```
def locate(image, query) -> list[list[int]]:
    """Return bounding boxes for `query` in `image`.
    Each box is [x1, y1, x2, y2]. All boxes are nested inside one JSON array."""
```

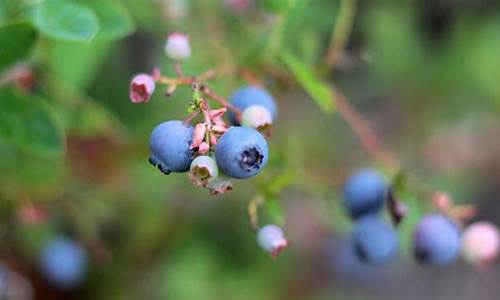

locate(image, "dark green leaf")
[[33, 1, 99, 42], [0, 22, 36, 72], [0, 88, 65, 156], [281, 53, 335, 113], [87, 0, 135, 40]]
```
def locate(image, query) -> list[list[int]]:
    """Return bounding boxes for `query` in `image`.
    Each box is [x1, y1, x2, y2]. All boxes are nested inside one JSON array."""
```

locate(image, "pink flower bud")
[[165, 33, 191, 61], [198, 142, 210, 155], [432, 192, 452, 212], [257, 224, 289, 258], [462, 221, 500, 267], [190, 123, 207, 149], [209, 108, 227, 119], [130, 74, 155, 103], [241, 105, 272, 130]]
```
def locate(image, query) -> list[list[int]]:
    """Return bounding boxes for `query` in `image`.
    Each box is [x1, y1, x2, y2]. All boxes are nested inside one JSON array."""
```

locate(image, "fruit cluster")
[[342, 168, 500, 267], [129, 33, 277, 195]]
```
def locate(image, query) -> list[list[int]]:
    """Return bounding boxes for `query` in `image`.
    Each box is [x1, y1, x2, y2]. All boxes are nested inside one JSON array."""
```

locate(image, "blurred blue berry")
[[215, 126, 268, 179], [257, 224, 288, 257], [343, 169, 388, 219], [149, 120, 194, 174], [229, 86, 277, 124], [40, 237, 87, 289], [413, 214, 460, 265], [352, 215, 398, 264]]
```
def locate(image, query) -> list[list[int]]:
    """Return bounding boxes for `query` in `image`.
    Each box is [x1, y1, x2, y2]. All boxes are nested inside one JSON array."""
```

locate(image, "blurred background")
[[1, 0, 500, 299]]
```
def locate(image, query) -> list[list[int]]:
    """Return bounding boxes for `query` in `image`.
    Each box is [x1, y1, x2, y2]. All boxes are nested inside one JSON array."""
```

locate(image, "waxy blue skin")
[[40, 237, 88, 289], [413, 214, 460, 265], [215, 126, 268, 179], [149, 120, 194, 174], [352, 215, 398, 264], [229, 86, 277, 124], [343, 169, 388, 219]]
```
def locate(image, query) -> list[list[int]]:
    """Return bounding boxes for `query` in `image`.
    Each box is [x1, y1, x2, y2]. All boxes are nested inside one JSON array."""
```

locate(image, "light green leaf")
[[281, 53, 335, 113], [0, 22, 36, 72], [0, 88, 65, 156], [87, 0, 135, 40], [33, 1, 99, 42]]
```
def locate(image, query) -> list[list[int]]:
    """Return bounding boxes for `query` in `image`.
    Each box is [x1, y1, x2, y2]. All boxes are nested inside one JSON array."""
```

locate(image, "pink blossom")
[[130, 74, 155, 103], [190, 123, 207, 149]]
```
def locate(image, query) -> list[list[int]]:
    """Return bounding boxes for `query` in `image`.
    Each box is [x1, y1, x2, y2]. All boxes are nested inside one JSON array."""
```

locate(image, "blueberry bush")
[[1, 0, 500, 299]]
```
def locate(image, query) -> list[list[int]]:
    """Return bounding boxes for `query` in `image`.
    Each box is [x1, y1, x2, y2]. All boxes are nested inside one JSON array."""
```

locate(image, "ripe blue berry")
[[343, 169, 387, 219], [215, 126, 268, 179], [352, 215, 398, 264], [229, 86, 277, 124], [413, 214, 460, 265], [149, 120, 194, 174], [40, 237, 88, 289]]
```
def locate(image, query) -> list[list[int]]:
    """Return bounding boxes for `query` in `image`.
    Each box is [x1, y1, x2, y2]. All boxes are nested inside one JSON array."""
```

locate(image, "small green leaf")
[[0, 22, 36, 72], [265, 197, 285, 227], [0, 88, 65, 156], [87, 0, 135, 40], [33, 1, 99, 42], [281, 53, 335, 113]]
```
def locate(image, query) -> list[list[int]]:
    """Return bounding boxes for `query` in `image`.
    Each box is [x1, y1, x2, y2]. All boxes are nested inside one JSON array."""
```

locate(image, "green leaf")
[[33, 1, 99, 42], [87, 0, 135, 40], [0, 88, 65, 156], [281, 53, 335, 113], [0, 22, 36, 72], [265, 197, 285, 227]]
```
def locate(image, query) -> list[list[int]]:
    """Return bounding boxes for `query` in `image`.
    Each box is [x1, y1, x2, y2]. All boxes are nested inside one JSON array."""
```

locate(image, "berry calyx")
[[189, 155, 219, 187]]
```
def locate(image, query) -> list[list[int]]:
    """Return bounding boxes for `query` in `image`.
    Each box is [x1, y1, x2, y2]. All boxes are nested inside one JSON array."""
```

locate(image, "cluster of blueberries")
[[148, 85, 277, 193], [343, 169, 461, 266]]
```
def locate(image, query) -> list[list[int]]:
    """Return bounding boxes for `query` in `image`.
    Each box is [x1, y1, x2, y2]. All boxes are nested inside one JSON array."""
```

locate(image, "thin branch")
[[331, 86, 399, 171], [199, 84, 241, 116]]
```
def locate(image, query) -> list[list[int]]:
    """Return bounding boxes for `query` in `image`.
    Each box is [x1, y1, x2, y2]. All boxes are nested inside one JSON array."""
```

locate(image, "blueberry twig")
[[325, 0, 357, 69]]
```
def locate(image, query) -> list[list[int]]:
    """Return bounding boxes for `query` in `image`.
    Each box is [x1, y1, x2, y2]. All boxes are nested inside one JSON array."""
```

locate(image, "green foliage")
[[33, 1, 99, 42], [0, 22, 36, 72], [281, 53, 335, 113], [0, 88, 65, 157], [86, 0, 135, 40]]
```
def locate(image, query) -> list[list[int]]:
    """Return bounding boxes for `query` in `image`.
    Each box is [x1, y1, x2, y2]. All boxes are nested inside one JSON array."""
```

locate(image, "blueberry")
[[343, 169, 387, 219], [40, 237, 87, 289], [149, 120, 194, 174], [229, 86, 277, 124], [352, 215, 398, 264], [189, 155, 219, 187], [215, 126, 268, 179], [413, 214, 460, 265]]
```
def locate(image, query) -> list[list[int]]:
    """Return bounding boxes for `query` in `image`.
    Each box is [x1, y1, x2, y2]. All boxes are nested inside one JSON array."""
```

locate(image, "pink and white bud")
[[165, 33, 191, 61], [241, 105, 273, 130], [257, 224, 289, 258], [190, 123, 207, 149], [462, 221, 500, 267], [432, 192, 452, 212], [198, 142, 210, 155], [130, 74, 155, 103], [189, 156, 218, 187]]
